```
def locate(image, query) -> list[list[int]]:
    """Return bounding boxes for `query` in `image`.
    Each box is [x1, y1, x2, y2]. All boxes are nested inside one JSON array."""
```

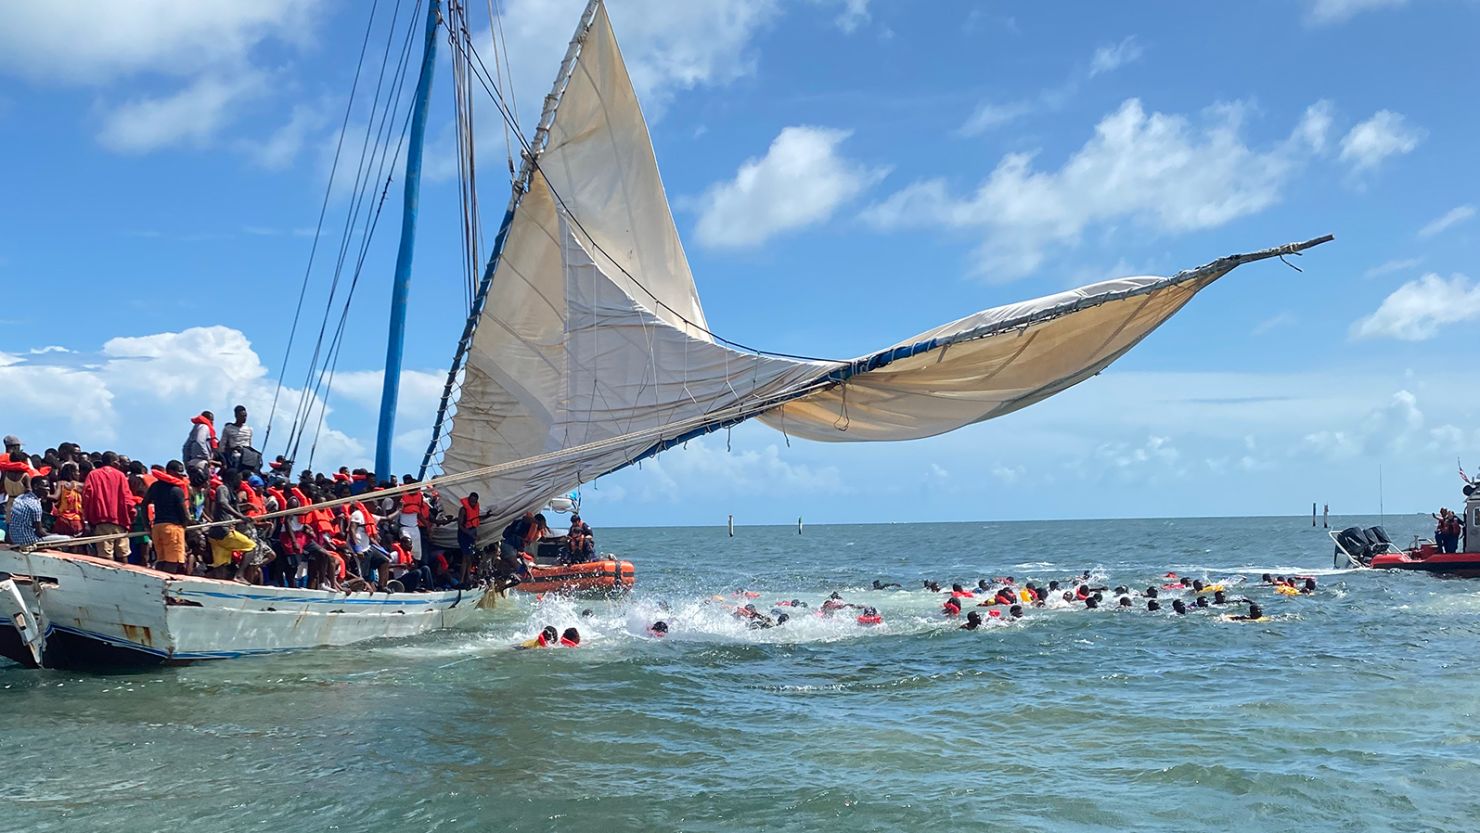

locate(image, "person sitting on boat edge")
[[5, 476, 48, 548]]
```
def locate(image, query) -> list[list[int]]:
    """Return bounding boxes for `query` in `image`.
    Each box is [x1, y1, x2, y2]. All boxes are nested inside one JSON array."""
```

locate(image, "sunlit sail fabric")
[[435, 0, 1321, 537]]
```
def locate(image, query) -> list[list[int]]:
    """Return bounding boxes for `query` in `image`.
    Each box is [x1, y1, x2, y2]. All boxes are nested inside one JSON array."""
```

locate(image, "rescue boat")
[[515, 558, 635, 595]]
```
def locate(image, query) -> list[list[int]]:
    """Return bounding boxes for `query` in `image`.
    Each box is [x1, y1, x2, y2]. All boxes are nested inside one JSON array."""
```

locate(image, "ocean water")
[[4, 515, 1478, 833]]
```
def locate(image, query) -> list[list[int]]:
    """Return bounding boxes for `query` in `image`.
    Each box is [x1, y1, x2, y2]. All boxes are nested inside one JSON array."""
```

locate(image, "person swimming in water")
[[922, 580, 942, 592], [1172, 599, 1188, 615], [1301, 577, 1317, 594], [950, 583, 975, 598], [560, 627, 581, 646], [1228, 603, 1265, 622], [1144, 586, 1159, 598], [1008, 604, 1024, 619], [516, 625, 559, 649], [648, 620, 669, 638], [581, 608, 595, 618], [960, 611, 983, 630], [1084, 596, 1100, 609], [1147, 599, 1161, 612], [1194, 595, 1209, 608], [775, 613, 790, 626], [942, 597, 962, 617], [1118, 596, 1132, 608], [872, 580, 902, 590]]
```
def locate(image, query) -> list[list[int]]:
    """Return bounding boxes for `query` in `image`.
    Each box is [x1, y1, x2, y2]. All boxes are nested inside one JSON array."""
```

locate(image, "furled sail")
[[431, 0, 1328, 538]]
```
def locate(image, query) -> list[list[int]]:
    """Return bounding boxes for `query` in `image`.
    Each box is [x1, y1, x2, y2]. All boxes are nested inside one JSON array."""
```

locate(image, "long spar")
[[374, 0, 443, 482]]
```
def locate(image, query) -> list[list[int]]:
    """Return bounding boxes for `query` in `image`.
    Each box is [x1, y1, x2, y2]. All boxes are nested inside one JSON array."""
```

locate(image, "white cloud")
[[0, 1, 310, 84], [693, 126, 888, 248], [639, 439, 846, 501], [0, 2, 310, 154], [0, 326, 406, 470], [1351, 273, 1480, 341], [821, 0, 871, 33], [990, 464, 1025, 484], [957, 101, 1034, 136], [1088, 36, 1143, 77], [492, 0, 779, 127], [1338, 110, 1424, 173], [1306, 0, 1409, 25], [866, 98, 1302, 281], [1251, 311, 1297, 336], [1293, 100, 1336, 153], [1364, 256, 1421, 279], [1300, 389, 1423, 461], [98, 73, 268, 153], [243, 103, 328, 170], [1418, 204, 1476, 238]]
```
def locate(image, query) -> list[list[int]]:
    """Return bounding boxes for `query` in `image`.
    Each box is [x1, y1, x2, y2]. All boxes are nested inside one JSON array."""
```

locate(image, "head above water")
[[1009, 605, 1023, 618], [1247, 604, 1263, 619], [1119, 596, 1132, 607], [650, 620, 669, 635], [541, 625, 558, 643], [561, 628, 581, 645], [1214, 590, 1227, 603], [952, 583, 964, 592], [1084, 596, 1099, 609], [1145, 586, 1158, 598], [965, 611, 982, 625], [1195, 596, 1208, 608], [1172, 599, 1187, 614], [1147, 600, 1161, 612]]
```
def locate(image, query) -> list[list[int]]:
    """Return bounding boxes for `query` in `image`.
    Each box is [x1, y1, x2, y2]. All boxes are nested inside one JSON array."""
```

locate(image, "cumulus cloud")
[[98, 73, 269, 153], [491, 0, 779, 127], [1088, 36, 1143, 77], [0, 326, 427, 470], [1418, 204, 1476, 238], [639, 438, 847, 501], [1363, 257, 1421, 279], [1350, 273, 1480, 341], [1300, 390, 1423, 461], [693, 126, 888, 248], [1306, 0, 1409, 25], [1338, 110, 1424, 173], [867, 98, 1304, 281], [0, 1, 310, 154]]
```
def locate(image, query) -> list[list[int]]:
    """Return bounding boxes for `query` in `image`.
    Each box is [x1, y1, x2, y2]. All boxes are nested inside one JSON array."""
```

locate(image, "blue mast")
[[376, 0, 441, 483]]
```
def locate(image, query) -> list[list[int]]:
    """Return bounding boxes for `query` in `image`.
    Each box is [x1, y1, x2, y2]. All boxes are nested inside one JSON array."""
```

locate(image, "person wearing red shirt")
[[82, 451, 133, 562]]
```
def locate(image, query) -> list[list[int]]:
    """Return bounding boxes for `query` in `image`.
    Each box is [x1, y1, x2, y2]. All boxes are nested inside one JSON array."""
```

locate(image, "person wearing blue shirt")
[[7, 479, 47, 547]]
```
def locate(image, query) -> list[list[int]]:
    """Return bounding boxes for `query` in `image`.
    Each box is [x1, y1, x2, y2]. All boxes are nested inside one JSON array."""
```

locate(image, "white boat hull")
[[0, 546, 488, 668]]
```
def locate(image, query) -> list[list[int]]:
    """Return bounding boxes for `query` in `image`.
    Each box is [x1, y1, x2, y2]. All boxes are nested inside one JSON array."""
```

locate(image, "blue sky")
[[1, 0, 1477, 526]]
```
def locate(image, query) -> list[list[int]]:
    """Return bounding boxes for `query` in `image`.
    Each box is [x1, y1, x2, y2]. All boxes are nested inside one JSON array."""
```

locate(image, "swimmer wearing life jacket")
[[872, 580, 901, 590], [950, 583, 975, 599], [560, 627, 581, 647], [1226, 603, 1266, 623], [820, 593, 854, 617], [856, 606, 883, 626], [734, 603, 775, 629], [1171, 599, 1188, 615], [942, 597, 962, 617], [960, 611, 983, 630], [516, 625, 559, 649], [774, 599, 808, 608], [648, 621, 670, 638]]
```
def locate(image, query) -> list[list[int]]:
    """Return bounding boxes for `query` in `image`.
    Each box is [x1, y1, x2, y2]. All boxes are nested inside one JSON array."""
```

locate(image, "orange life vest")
[[239, 483, 266, 517], [460, 498, 481, 530], [401, 489, 427, 525]]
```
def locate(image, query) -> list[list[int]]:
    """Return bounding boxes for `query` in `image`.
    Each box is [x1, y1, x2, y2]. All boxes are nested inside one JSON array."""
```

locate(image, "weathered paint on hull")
[[0, 547, 488, 669]]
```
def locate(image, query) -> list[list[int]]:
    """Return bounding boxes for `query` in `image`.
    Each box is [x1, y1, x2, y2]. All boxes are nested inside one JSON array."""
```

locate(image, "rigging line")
[[484, 0, 516, 177], [283, 0, 421, 457], [296, 72, 422, 465], [450, 29, 843, 365], [284, 0, 424, 457], [264, 0, 384, 452]]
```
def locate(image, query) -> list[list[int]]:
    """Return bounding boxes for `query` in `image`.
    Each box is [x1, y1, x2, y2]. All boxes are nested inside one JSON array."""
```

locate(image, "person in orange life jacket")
[[516, 625, 560, 649], [182, 411, 216, 478], [496, 511, 549, 584], [559, 627, 581, 647], [398, 475, 429, 563], [950, 583, 974, 598], [942, 597, 962, 616], [389, 532, 434, 592], [456, 492, 496, 559]]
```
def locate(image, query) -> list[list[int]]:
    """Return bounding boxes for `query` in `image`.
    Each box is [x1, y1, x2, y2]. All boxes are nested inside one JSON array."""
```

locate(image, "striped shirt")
[[7, 492, 42, 546]]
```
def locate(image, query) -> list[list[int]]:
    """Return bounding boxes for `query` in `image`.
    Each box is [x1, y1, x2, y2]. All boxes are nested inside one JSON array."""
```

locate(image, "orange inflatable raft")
[[514, 559, 636, 595]]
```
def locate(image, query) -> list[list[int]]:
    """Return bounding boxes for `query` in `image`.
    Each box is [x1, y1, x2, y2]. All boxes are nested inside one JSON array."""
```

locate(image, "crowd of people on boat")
[[0, 408, 599, 593]]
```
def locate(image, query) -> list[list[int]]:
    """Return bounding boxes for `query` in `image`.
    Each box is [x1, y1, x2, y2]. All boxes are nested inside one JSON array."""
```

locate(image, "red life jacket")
[[857, 614, 883, 626], [558, 635, 580, 647], [0, 460, 49, 477], [191, 414, 218, 449], [460, 498, 481, 530], [401, 489, 427, 525], [350, 501, 375, 531], [150, 467, 189, 490], [239, 483, 267, 517]]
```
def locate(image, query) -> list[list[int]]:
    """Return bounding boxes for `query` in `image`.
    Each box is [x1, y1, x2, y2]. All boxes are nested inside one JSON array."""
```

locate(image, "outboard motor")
[[1335, 526, 1371, 567]]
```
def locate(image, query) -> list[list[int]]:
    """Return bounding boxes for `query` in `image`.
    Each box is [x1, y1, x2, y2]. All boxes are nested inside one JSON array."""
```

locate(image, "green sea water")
[[4, 515, 1478, 832]]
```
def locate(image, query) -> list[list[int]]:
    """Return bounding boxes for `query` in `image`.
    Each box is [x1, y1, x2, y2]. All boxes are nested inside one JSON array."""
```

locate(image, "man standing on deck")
[[399, 475, 428, 563], [220, 405, 254, 472], [456, 492, 495, 584], [183, 411, 217, 478], [82, 451, 133, 562], [147, 461, 192, 575]]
